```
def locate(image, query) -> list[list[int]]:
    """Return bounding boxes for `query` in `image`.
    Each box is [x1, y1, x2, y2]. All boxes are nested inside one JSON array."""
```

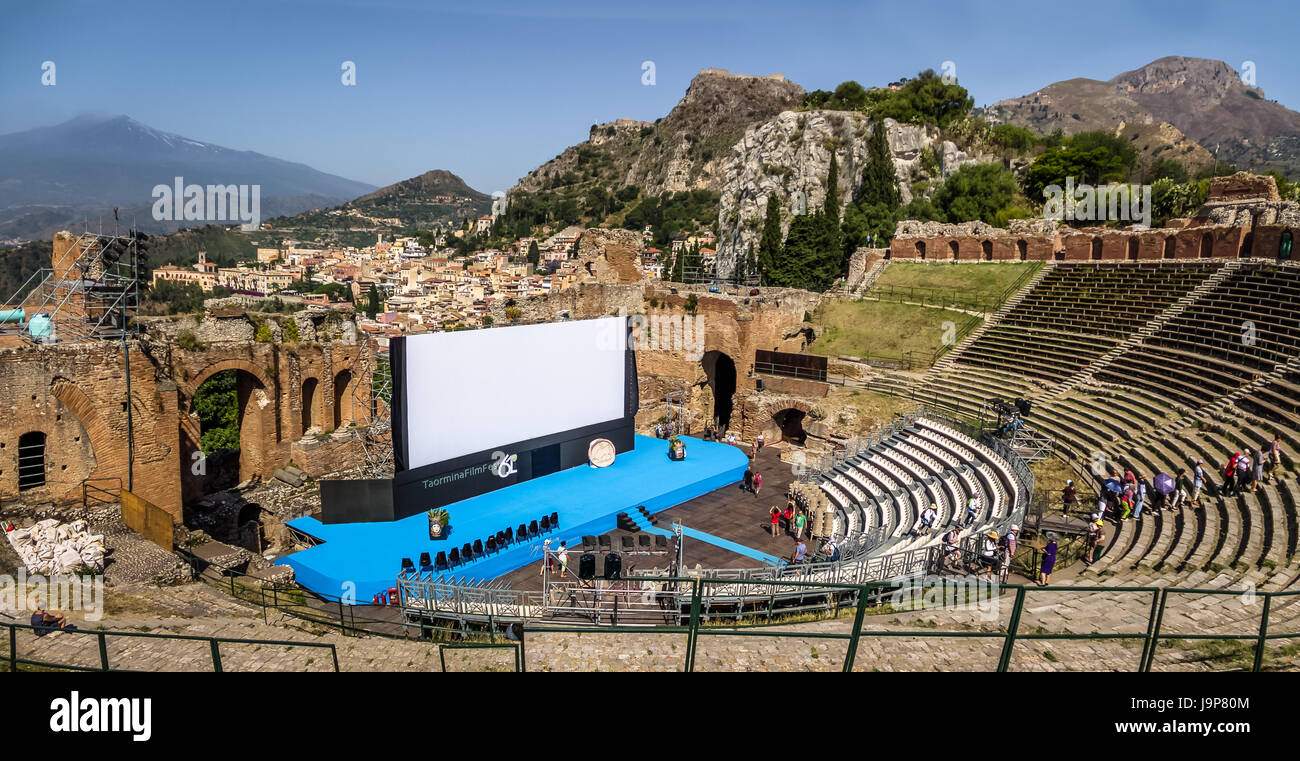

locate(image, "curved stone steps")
[[1257, 485, 1290, 567]]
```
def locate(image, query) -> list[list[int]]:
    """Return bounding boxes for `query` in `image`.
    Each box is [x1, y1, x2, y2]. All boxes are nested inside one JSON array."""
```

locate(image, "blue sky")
[[2, 0, 1295, 192]]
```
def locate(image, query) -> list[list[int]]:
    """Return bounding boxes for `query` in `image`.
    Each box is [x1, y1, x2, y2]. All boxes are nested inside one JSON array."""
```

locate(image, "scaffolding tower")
[[0, 231, 148, 344], [351, 345, 394, 478]]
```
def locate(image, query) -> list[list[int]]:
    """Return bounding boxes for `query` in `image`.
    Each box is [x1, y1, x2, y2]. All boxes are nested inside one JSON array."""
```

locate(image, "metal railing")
[[81, 476, 122, 507], [2, 621, 339, 672], [521, 576, 1300, 672]]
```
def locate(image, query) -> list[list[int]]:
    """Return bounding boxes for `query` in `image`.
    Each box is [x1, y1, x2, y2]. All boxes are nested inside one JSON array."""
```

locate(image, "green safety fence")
[[2, 621, 340, 672], [518, 576, 1300, 672]]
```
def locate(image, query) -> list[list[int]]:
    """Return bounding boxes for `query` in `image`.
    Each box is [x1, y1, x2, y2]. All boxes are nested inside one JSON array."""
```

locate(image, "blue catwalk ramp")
[[278, 435, 748, 599], [622, 511, 784, 567]]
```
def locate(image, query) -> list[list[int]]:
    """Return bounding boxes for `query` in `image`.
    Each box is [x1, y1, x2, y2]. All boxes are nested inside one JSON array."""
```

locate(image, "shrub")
[[176, 330, 204, 351], [254, 324, 274, 343], [282, 318, 300, 342]]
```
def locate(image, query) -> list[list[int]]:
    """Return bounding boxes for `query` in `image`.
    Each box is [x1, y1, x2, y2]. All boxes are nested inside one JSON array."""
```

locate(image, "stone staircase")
[[1042, 260, 1245, 400], [927, 261, 1057, 375], [850, 258, 889, 298]]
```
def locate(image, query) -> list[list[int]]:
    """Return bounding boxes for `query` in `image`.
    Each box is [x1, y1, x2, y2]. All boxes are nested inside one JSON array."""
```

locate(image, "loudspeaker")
[[603, 552, 622, 580], [578, 553, 596, 580], [1015, 398, 1032, 417]]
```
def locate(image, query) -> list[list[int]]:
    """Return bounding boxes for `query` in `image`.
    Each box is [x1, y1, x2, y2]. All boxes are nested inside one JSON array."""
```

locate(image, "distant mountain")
[[0, 114, 376, 242], [261, 169, 492, 246], [984, 56, 1300, 177], [350, 169, 489, 208]]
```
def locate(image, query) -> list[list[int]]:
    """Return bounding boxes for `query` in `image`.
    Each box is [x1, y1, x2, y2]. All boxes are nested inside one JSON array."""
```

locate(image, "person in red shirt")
[[769, 506, 780, 537], [782, 504, 794, 535]]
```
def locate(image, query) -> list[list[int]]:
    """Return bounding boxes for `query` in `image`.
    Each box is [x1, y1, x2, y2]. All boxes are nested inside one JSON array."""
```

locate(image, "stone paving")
[[5, 572, 1297, 672]]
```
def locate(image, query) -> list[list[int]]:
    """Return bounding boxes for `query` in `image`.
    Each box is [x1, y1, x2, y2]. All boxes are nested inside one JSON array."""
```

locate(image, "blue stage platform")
[[278, 435, 748, 599]]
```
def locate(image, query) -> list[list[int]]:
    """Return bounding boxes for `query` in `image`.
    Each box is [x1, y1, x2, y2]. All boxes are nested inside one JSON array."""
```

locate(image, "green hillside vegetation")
[[0, 239, 53, 300]]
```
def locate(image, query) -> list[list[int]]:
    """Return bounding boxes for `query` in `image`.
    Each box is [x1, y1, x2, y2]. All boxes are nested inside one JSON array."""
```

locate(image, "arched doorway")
[[701, 351, 736, 431], [1163, 236, 1176, 259], [772, 408, 807, 446], [947, 240, 959, 261], [1127, 237, 1139, 260], [1017, 240, 1028, 261], [237, 502, 266, 552], [333, 369, 353, 429], [1240, 232, 1253, 258], [915, 241, 926, 260], [1200, 233, 1214, 258], [1090, 237, 1103, 260], [301, 377, 318, 435], [183, 367, 272, 500], [981, 240, 993, 261]]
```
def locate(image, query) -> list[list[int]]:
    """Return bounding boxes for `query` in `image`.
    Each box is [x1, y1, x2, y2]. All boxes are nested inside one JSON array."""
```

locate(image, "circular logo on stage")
[[588, 438, 616, 468]]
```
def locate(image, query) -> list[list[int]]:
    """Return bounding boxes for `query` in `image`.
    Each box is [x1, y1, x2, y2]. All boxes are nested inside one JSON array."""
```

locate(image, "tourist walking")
[[794, 538, 807, 564], [1085, 520, 1103, 565], [1038, 533, 1059, 586], [541, 538, 553, 576], [753, 471, 763, 498], [1253, 448, 1265, 493], [756, 432, 765, 453], [743, 466, 753, 493], [964, 493, 980, 527], [941, 526, 962, 574], [769, 506, 780, 537], [1134, 478, 1149, 520], [794, 508, 807, 540], [979, 531, 999, 582], [1237, 451, 1253, 494], [1223, 454, 1239, 497], [782, 503, 794, 535], [1270, 433, 1282, 481], [998, 524, 1019, 583], [1192, 461, 1205, 506], [556, 541, 569, 577], [1063, 480, 1076, 513], [919, 504, 938, 536]]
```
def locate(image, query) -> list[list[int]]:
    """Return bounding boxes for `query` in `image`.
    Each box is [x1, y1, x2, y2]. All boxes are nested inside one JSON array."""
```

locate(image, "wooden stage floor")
[[495, 443, 808, 591]]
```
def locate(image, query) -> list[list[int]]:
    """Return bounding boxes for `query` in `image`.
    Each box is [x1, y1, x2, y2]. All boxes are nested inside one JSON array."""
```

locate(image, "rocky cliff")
[[510, 69, 805, 201], [715, 112, 981, 277]]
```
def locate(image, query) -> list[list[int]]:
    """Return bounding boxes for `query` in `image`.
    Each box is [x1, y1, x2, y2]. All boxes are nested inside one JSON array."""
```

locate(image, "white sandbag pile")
[[5, 518, 107, 574]]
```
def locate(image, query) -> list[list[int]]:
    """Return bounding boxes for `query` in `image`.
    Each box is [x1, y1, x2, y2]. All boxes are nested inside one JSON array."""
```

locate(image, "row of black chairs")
[[581, 534, 668, 552], [401, 512, 561, 574]]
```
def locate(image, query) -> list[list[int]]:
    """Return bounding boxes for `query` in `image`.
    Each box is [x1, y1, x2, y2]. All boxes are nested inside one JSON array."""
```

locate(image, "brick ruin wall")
[[502, 274, 823, 447], [0, 309, 375, 524], [890, 173, 1299, 263]]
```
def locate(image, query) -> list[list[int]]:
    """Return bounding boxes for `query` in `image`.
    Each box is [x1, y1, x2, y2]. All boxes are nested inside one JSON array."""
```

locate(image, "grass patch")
[[871, 261, 1042, 307], [824, 387, 921, 434], [810, 300, 978, 363]]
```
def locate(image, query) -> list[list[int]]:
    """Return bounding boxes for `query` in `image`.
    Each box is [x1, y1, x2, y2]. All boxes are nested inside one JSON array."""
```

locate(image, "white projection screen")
[[397, 317, 628, 470]]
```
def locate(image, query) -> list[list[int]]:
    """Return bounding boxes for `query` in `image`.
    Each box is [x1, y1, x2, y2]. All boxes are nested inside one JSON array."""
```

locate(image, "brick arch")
[[179, 358, 280, 501], [181, 358, 274, 401], [48, 379, 112, 494]]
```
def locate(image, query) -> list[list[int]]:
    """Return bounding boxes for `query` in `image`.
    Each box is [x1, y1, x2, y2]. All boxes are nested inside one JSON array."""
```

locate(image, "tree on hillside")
[[842, 120, 903, 249], [859, 121, 901, 210], [1025, 130, 1141, 200], [757, 193, 783, 279], [932, 163, 1019, 224], [527, 239, 540, 267], [872, 70, 973, 128]]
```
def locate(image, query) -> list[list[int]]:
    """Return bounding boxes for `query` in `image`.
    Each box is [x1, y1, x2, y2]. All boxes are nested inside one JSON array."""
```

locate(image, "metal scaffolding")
[[351, 345, 394, 478], [0, 231, 147, 344]]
